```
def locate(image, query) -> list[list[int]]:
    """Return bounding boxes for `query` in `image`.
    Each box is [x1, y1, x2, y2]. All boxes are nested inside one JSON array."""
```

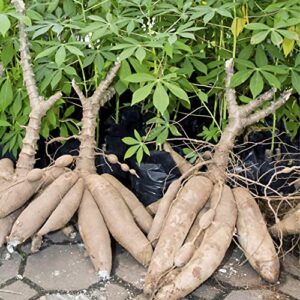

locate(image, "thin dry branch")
[[224, 58, 238, 116], [245, 89, 292, 126]]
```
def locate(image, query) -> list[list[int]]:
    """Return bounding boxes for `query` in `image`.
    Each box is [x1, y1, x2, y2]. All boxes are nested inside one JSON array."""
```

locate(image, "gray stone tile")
[[24, 244, 99, 291], [47, 230, 81, 244], [90, 282, 134, 300], [282, 254, 300, 278], [192, 284, 223, 299], [0, 280, 36, 300], [279, 275, 300, 299], [224, 289, 287, 300], [214, 248, 265, 288], [0, 252, 21, 284], [40, 294, 90, 300], [115, 251, 146, 289]]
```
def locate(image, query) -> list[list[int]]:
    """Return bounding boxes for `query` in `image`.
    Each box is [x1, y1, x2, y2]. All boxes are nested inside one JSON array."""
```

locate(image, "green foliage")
[[0, 0, 299, 160]]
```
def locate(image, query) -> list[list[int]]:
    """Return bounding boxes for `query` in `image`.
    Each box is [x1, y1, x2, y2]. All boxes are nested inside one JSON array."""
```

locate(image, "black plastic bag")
[[129, 151, 181, 206]]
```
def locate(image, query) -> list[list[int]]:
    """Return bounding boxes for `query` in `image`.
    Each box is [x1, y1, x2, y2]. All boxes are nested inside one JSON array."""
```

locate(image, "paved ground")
[[0, 230, 299, 300]]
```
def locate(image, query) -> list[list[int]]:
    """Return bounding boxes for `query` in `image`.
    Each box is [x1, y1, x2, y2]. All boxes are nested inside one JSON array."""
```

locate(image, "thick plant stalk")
[[146, 58, 292, 299], [12, 0, 62, 176], [0, 0, 63, 228]]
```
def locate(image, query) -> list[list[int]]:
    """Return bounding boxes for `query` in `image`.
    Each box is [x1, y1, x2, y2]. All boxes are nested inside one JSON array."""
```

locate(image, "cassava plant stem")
[[72, 63, 120, 174], [12, 0, 62, 176], [208, 59, 292, 183]]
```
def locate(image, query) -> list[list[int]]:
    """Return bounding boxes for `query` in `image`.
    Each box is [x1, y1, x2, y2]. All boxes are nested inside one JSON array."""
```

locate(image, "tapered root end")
[[259, 261, 280, 284], [31, 235, 42, 253]]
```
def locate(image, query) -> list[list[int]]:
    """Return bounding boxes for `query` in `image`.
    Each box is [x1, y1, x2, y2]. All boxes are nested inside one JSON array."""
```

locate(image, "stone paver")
[[47, 230, 81, 244], [0, 280, 37, 299], [224, 289, 288, 300], [1, 242, 299, 300], [115, 251, 146, 289], [215, 248, 264, 288], [279, 274, 300, 299], [40, 294, 90, 300], [24, 244, 99, 291], [0, 252, 21, 284], [90, 282, 134, 300], [192, 283, 224, 299], [282, 254, 300, 278]]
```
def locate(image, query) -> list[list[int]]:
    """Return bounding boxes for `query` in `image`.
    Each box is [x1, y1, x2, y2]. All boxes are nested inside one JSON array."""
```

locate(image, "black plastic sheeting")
[[234, 129, 300, 195], [129, 151, 181, 206]]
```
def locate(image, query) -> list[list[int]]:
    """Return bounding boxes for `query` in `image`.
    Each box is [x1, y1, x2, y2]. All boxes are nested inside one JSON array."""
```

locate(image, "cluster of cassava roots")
[[0, 0, 299, 299]]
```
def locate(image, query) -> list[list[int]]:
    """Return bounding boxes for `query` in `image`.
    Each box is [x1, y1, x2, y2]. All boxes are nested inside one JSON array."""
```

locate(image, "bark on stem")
[[76, 100, 100, 174], [72, 63, 120, 174], [13, 0, 62, 175], [207, 59, 292, 183]]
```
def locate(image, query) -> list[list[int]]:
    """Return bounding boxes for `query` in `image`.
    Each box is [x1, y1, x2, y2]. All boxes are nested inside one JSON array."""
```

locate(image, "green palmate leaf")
[[277, 29, 299, 40], [164, 82, 189, 102], [250, 71, 264, 98], [142, 143, 150, 156], [55, 46, 66, 66], [118, 47, 136, 61], [63, 106, 75, 118], [66, 45, 84, 56], [125, 73, 155, 83], [271, 31, 283, 45], [146, 126, 164, 141], [282, 38, 295, 57], [134, 129, 142, 142], [122, 137, 139, 145], [251, 31, 269, 44], [255, 46, 268, 67], [124, 144, 140, 160], [135, 47, 146, 63], [35, 46, 58, 60], [261, 71, 281, 89], [203, 11, 215, 24], [156, 128, 169, 145], [197, 89, 208, 103], [32, 25, 52, 39], [0, 80, 13, 110], [230, 70, 253, 87], [0, 120, 11, 126], [291, 71, 300, 94], [136, 147, 144, 164], [153, 82, 169, 114], [246, 23, 270, 30], [190, 58, 207, 74], [0, 14, 10, 36], [169, 124, 181, 136], [132, 83, 154, 105], [51, 70, 62, 89]]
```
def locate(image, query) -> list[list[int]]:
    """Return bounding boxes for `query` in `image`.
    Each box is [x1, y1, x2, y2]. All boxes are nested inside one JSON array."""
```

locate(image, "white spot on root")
[[7, 240, 20, 253], [98, 271, 110, 281]]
